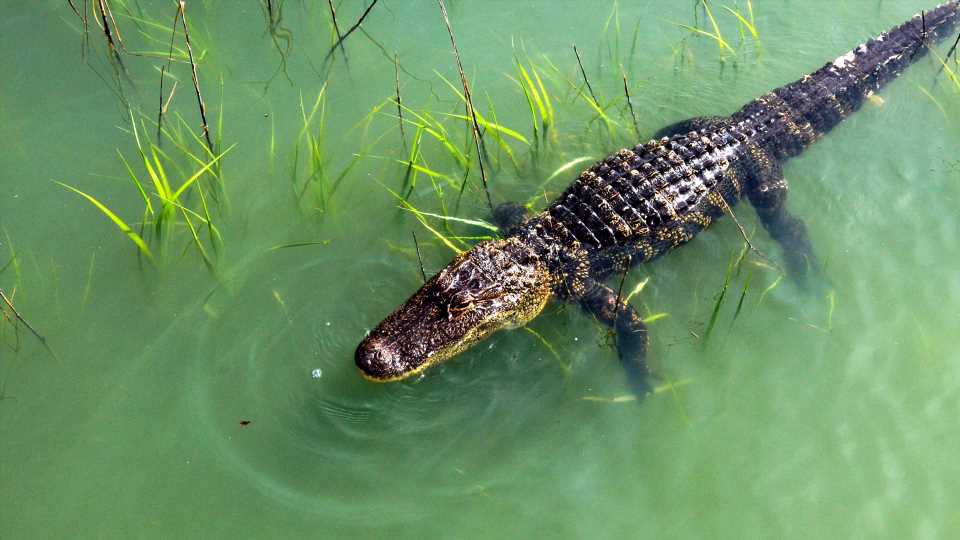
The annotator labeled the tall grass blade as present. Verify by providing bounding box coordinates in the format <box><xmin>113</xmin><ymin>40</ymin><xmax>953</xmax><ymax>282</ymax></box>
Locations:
<box><xmin>56</xmin><ymin>181</ymin><xmax>154</xmax><ymax>261</ymax></box>
<box><xmin>523</xmin><ymin>326</ymin><xmax>571</xmax><ymax>374</ymax></box>
<box><xmin>170</xmin><ymin>144</ymin><xmax>236</xmax><ymax>201</ymax></box>
<box><xmin>703</xmin><ymin>256</ymin><xmax>734</xmax><ymax>347</ymax></box>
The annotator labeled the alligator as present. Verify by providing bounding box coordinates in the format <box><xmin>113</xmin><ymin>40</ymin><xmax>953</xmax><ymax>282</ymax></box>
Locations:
<box><xmin>356</xmin><ymin>2</ymin><xmax>960</xmax><ymax>397</ymax></box>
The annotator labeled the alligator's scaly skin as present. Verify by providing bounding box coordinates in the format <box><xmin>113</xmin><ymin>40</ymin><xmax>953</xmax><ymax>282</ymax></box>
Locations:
<box><xmin>356</xmin><ymin>2</ymin><xmax>960</xmax><ymax>395</ymax></box>
<box><xmin>524</xmin><ymin>2</ymin><xmax>960</xmax><ymax>286</ymax></box>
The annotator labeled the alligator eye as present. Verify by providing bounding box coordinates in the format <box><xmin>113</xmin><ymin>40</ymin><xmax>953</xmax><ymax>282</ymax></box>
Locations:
<box><xmin>448</xmin><ymin>293</ymin><xmax>474</xmax><ymax>317</ymax></box>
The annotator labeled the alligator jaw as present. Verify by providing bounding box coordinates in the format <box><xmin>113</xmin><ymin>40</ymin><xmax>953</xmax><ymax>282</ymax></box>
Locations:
<box><xmin>355</xmin><ymin>238</ymin><xmax>553</xmax><ymax>383</ymax></box>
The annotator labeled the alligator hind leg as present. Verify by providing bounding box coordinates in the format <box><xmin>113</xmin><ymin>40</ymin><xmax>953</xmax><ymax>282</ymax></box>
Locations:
<box><xmin>747</xmin><ymin>176</ymin><xmax>817</xmax><ymax>284</ymax></box>
<box><xmin>578</xmin><ymin>280</ymin><xmax>653</xmax><ymax>397</ymax></box>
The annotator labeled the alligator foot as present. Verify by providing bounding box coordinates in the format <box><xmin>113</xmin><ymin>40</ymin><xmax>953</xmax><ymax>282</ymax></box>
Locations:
<box><xmin>747</xmin><ymin>176</ymin><xmax>818</xmax><ymax>285</ymax></box>
<box><xmin>491</xmin><ymin>201</ymin><xmax>530</xmax><ymax>233</ymax></box>
<box><xmin>578</xmin><ymin>280</ymin><xmax>653</xmax><ymax>398</ymax></box>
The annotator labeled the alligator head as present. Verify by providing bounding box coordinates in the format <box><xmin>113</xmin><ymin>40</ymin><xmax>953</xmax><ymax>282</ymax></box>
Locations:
<box><xmin>355</xmin><ymin>237</ymin><xmax>554</xmax><ymax>382</ymax></box>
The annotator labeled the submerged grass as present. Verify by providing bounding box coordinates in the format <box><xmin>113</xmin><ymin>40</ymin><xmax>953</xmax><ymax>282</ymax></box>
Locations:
<box><xmin>511</xmin><ymin>58</ymin><xmax>556</xmax><ymax>150</ymax></box>
<box><xmin>523</xmin><ymin>326</ymin><xmax>572</xmax><ymax>375</ymax></box>
<box><xmin>436</xmin><ymin>0</ymin><xmax>494</xmax><ymax>213</ymax></box>
<box><xmin>701</xmin><ymin>255</ymin><xmax>734</xmax><ymax>349</ymax></box>
<box><xmin>56</xmin><ymin>181</ymin><xmax>154</xmax><ymax>261</ymax></box>
<box><xmin>931</xmin><ymin>46</ymin><xmax>960</xmax><ymax>93</ymax></box>
<box><xmin>291</xmin><ymin>85</ymin><xmax>371</xmax><ymax>214</ymax></box>
<box><xmin>59</xmin><ymin>106</ymin><xmax>232</xmax><ymax>271</ymax></box>
<box><xmin>2</xmin><ymin>229</ymin><xmax>22</xmax><ymax>292</ymax></box>
<box><xmin>723</xmin><ymin>1</ymin><xmax>760</xmax><ymax>45</ymax></box>
<box><xmin>580</xmin><ymin>378</ymin><xmax>694</xmax><ymax>403</ymax></box>
<box><xmin>56</xmin><ymin>0</ymin><xmax>235</xmax><ymax>272</ymax></box>
<box><xmin>0</xmin><ymin>287</ymin><xmax>56</xmax><ymax>359</ymax></box>
<box><xmin>675</xmin><ymin>0</ymin><xmax>763</xmax><ymax>64</ymax></box>
<box><xmin>677</xmin><ymin>1</ymin><xmax>735</xmax><ymax>61</ymax></box>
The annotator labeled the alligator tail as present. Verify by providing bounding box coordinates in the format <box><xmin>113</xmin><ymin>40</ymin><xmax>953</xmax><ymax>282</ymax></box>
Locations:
<box><xmin>734</xmin><ymin>1</ymin><xmax>960</xmax><ymax>157</ymax></box>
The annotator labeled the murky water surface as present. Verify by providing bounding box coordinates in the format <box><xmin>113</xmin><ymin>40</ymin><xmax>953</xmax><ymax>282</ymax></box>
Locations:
<box><xmin>2</xmin><ymin>1</ymin><xmax>959</xmax><ymax>538</ymax></box>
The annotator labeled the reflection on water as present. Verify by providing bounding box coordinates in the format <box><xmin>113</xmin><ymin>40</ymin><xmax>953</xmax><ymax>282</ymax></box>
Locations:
<box><xmin>2</xmin><ymin>1</ymin><xmax>960</xmax><ymax>538</ymax></box>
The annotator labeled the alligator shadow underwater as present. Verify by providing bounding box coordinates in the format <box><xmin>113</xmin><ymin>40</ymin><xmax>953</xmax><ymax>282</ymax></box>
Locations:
<box><xmin>355</xmin><ymin>1</ymin><xmax>960</xmax><ymax>399</ymax></box>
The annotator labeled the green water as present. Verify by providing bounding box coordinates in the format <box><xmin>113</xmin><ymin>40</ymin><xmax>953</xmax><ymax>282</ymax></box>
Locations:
<box><xmin>2</xmin><ymin>1</ymin><xmax>959</xmax><ymax>538</ymax></box>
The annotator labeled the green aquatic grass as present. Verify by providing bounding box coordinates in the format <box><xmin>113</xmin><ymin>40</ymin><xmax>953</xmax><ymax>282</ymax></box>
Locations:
<box><xmin>399</xmin><ymin>210</ymin><xmax>498</xmax><ymax>232</ymax></box>
<box><xmin>641</xmin><ymin>312</ymin><xmax>670</xmax><ymax>324</ymax></box>
<box><xmin>701</xmin><ymin>253</ymin><xmax>736</xmax><ymax>348</ymax></box>
<box><xmin>379</xmin><ymin>183</ymin><xmax>465</xmax><ymax>254</ymax></box>
<box><xmin>394</xmin><ymin>103</ymin><xmax>469</xmax><ymax>171</ymax></box>
<box><xmin>442</xmin><ymin>112</ymin><xmax>529</xmax><ymax>147</ymax></box>
<box><xmin>523</xmin><ymin>326</ymin><xmax>571</xmax><ymax>375</ymax></box>
<box><xmin>482</xmin><ymin>90</ymin><xmax>521</xmax><ymax>171</ymax></box>
<box><xmin>580</xmin><ymin>378</ymin><xmax>693</xmax><ymax>403</ymax></box>
<box><xmin>0</xmin><ymin>290</ymin><xmax>21</xmax><ymax>353</ymax></box>
<box><xmin>58</xmin><ymin>99</ymin><xmax>233</xmax><ymax>270</ymax></box>
<box><xmin>676</xmin><ymin>1</ymin><xmax>735</xmax><ymax>61</ymax></box>
<box><xmin>569</xmin><ymin>43</ymin><xmax>621</xmax><ymax>138</ymax></box>
<box><xmin>601</xmin><ymin>0</ymin><xmax>621</xmax><ymax>68</ymax></box>
<box><xmin>291</xmin><ymin>85</ymin><xmax>369</xmax><ymax>213</ymax></box>
<box><xmin>731</xmin><ymin>268</ymin><xmax>753</xmax><ymax>325</ymax></box>
<box><xmin>918</xmin><ymin>85</ymin><xmax>949</xmax><ymax>119</ymax></box>
<box><xmin>80</xmin><ymin>251</ymin><xmax>97</xmax><ymax>313</ymax></box>
<box><xmin>56</xmin><ymin>181</ymin><xmax>155</xmax><ymax>261</ymax></box>
<box><xmin>510</xmin><ymin>59</ymin><xmax>556</xmax><ymax>149</ymax></box>
<box><xmin>436</xmin><ymin>71</ymin><xmax>531</xmax><ymax>147</ymax></box>
<box><xmin>931</xmin><ymin>47</ymin><xmax>960</xmax><ymax>93</ymax></box>
<box><xmin>723</xmin><ymin>1</ymin><xmax>760</xmax><ymax>44</ymax></box>
<box><xmin>825</xmin><ymin>290</ymin><xmax>836</xmax><ymax>331</ymax></box>
<box><xmin>624</xmin><ymin>277</ymin><xmax>650</xmax><ymax>304</ymax></box>
<box><xmin>673</xmin><ymin>0</ymin><xmax>765</xmax><ymax>65</ymax></box>
<box><xmin>293</xmin><ymin>86</ymin><xmax>329</xmax><ymax>208</ymax></box>
<box><xmin>526</xmin><ymin>155</ymin><xmax>596</xmax><ymax>205</ymax></box>
<box><xmin>756</xmin><ymin>271</ymin><xmax>784</xmax><ymax>307</ymax></box>
<box><xmin>268</xmin><ymin>240</ymin><xmax>332</xmax><ymax>252</ymax></box>
<box><xmin>114</xmin><ymin>9</ymin><xmax>192</xmax><ymax>61</ymax></box>
<box><xmin>1</xmin><ymin>229</ymin><xmax>22</xmax><ymax>292</ymax></box>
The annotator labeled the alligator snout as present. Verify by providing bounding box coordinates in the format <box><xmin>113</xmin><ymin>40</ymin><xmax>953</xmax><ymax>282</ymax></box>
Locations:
<box><xmin>355</xmin><ymin>336</ymin><xmax>408</xmax><ymax>381</ymax></box>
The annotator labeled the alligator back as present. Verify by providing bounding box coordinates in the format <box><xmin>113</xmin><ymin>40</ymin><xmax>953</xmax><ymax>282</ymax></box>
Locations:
<box><xmin>529</xmin><ymin>1</ymin><xmax>960</xmax><ymax>277</ymax></box>
<box><xmin>537</xmin><ymin>129</ymin><xmax>742</xmax><ymax>257</ymax></box>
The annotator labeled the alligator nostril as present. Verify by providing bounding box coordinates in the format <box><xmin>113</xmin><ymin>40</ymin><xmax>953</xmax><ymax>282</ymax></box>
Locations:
<box><xmin>355</xmin><ymin>338</ymin><xmax>399</xmax><ymax>378</ymax></box>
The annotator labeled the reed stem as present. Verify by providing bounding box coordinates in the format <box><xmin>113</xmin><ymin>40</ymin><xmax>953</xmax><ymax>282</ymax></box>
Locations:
<box><xmin>437</xmin><ymin>0</ymin><xmax>494</xmax><ymax>214</ymax></box>
<box><xmin>573</xmin><ymin>44</ymin><xmax>599</xmax><ymax>106</ymax></box>
<box><xmin>324</xmin><ymin>0</ymin><xmax>380</xmax><ymax>62</ymax></box>
<box><xmin>178</xmin><ymin>1</ymin><xmax>215</xmax><ymax>154</ymax></box>
<box><xmin>621</xmin><ymin>65</ymin><xmax>640</xmax><ymax>138</ymax></box>
<box><xmin>0</xmin><ymin>288</ymin><xmax>56</xmax><ymax>360</ymax></box>
<box><xmin>327</xmin><ymin>0</ymin><xmax>349</xmax><ymax>62</ymax></box>
<box><xmin>412</xmin><ymin>231</ymin><xmax>427</xmax><ymax>283</ymax></box>
<box><xmin>394</xmin><ymin>54</ymin><xmax>408</xmax><ymax>153</ymax></box>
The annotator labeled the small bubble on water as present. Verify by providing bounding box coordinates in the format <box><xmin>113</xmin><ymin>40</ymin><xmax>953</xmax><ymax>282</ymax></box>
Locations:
<box><xmin>325</xmin><ymin>322</ymin><xmax>331</xmax><ymax>327</ymax></box>
<box><xmin>312</xmin><ymin>368</ymin><xmax>323</xmax><ymax>379</ymax></box>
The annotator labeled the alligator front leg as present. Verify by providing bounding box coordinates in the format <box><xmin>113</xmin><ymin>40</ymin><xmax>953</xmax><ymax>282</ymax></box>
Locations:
<box><xmin>578</xmin><ymin>280</ymin><xmax>653</xmax><ymax>397</ymax></box>
<box><xmin>491</xmin><ymin>201</ymin><xmax>529</xmax><ymax>233</ymax></box>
